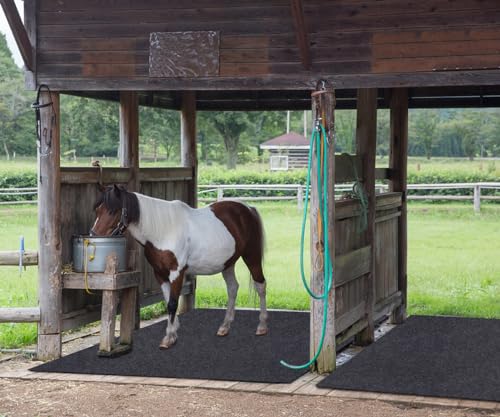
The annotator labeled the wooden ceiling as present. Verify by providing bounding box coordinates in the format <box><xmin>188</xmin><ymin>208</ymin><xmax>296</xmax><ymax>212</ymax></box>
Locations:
<box><xmin>68</xmin><ymin>86</ymin><xmax>500</xmax><ymax>111</ymax></box>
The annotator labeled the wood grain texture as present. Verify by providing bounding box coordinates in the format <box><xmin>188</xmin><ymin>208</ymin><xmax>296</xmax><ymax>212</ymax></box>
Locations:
<box><xmin>290</xmin><ymin>0</ymin><xmax>311</xmax><ymax>70</ymax></box>
<box><xmin>32</xmin><ymin>0</ymin><xmax>500</xmax><ymax>91</ymax></box>
<box><xmin>354</xmin><ymin>88</ymin><xmax>377</xmax><ymax>346</ymax></box>
<box><xmin>309</xmin><ymin>84</ymin><xmax>336</xmax><ymax>373</ymax></box>
<box><xmin>37</xmin><ymin>90</ymin><xmax>62</xmax><ymax>360</ymax></box>
<box><xmin>63</xmin><ymin>271</ymin><xmax>140</xmax><ymax>290</ymax></box>
<box><xmin>0</xmin><ymin>307</ymin><xmax>40</xmax><ymax>323</ymax></box>
<box><xmin>0</xmin><ymin>250</ymin><xmax>38</xmax><ymax>266</ymax></box>
<box><xmin>389</xmin><ymin>88</ymin><xmax>409</xmax><ymax>323</ymax></box>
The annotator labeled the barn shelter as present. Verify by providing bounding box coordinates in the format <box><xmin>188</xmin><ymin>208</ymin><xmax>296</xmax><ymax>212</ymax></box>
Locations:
<box><xmin>1</xmin><ymin>0</ymin><xmax>500</xmax><ymax>378</ymax></box>
<box><xmin>260</xmin><ymin>132</ymin><xmax>309</xmax><ymax>170</ymax></box>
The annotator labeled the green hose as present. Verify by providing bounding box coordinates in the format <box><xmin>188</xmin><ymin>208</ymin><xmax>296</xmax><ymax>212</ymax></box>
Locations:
<box><xmin>280</xmin><ymin>123</ymin><xmax>334</xmax><ymax>370</ymax></box>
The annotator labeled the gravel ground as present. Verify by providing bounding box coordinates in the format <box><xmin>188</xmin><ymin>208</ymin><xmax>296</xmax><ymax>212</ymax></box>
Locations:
<box><xmin>0</xmin><ymin>378</ymin><xmax>498</xmax><ymax>417</ymax></box>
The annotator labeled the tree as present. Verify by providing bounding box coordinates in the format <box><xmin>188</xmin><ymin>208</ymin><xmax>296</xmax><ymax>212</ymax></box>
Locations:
<box><xmin>198</xmin><ymin>111</ymin><xmax>252</xmax><ymax>169</ymax></box>
<box><xmin>60</xmin><ymin>96</ymin><xmax>119</xmax><ymax>158</ymax></box>
<box><xmin>410</xmin><ymin>109</ymin><xmax>439</xmax><ymax>159</ymax></box>
<box><xmin>139</xmin><ymin>107</ymin><xmax>180</xmax><ymax>162</ymax></box>
<box><xmin>335</xmin><ymin>110</ymin><xmax>356</xmax><ymax>154</ymax></box>
<box><xmin>0</xmin><ymin>33</ymin><xmax>34</xmax><ymax>158</ymax></box>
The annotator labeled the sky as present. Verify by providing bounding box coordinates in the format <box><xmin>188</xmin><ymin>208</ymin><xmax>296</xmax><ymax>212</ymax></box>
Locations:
<box><xmin>0</xmin><ymin>0</ymin><xmax>25</xmax><ymax>67</ymax></box>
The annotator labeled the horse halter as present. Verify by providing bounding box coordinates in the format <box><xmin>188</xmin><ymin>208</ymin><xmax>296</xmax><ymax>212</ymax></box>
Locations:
<box><xmin>90</xmin><ymin>206</ymin><xmax>128</xmax><ymax>236</ymax></box>
<box><xmin>111</xmin><ymin>207</ymin><xmax>129</xmax><ymax>236</ymax></box>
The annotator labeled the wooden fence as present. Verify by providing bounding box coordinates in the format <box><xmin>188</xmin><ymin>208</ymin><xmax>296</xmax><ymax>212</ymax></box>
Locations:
<box><xmin>0</xmin><ymin>250</ymin><xmax>39</xmax><ymax>324</ymax></box>
<box><xmin>199</xmin><ymin>182</ymin><xmax>500</xmax><ymax>213</ymax></box>
<box><xmin>2</xmin><ymin>183</ymin><xmax>500</xmax><ymax>212</ymax></box>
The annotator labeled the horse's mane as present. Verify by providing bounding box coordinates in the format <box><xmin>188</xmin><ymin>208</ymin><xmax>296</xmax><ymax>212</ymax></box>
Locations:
<box><xmin>95</xmin><ymin>185</ymin><xmax>140</xmax><ymax>224</ymax></box>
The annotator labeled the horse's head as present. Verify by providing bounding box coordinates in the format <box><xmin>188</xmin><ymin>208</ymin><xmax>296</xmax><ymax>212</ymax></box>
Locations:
<box><xmin>91</xmin><ymin>184</ymin><xmax>139</xmax><ymax>236</ymax></box>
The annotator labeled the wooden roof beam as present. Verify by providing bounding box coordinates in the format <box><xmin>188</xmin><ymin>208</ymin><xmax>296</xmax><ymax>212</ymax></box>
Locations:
<box><xmin>0</xmin><ymin>0</ymin><xmax>33</xmax><ymax>71</ymax></box>
<box><xmin>290</xmin><ymin>0</ymin><xmax>311</xmax><ymax>70</ymax></box>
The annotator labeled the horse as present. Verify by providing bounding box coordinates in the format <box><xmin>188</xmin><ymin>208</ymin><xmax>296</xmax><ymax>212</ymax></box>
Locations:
<box><xmin>90</xmin><ymin>184</ymin><xmax>268</xmax><ymax>349</ymax></box>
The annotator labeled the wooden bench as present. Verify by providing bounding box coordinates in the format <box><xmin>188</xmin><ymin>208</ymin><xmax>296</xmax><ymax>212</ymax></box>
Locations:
<box><xmin>63</xmin><ymin>265</ymin><xmax>140</xmax><ymax>357</ymax></box>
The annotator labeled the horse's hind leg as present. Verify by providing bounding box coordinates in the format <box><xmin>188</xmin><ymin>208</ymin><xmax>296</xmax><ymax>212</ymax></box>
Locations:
<box><xmin>243</xmin><ymin>257</ymin><xmax>268</xmax><ymax>336</ymax></box>
<box><xmin>217</xmin><ymin>264</ymin><xmax>239</xmax><ymax>337</ymax></box>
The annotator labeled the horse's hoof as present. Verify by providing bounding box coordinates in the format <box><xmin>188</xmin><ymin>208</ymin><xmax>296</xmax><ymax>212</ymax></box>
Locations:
<box><xmin>255</xmin><ymin>327</ymin><xmax>268</xmax><ymax>336</ymax></box>
<box><xmin>159</xmin><ymin>337</ymin><xmax>176</xmax><ymax>349</ymax></box>
<box><xmin>217</xmin><ymin>327</ymin><xmax>230</xmax><ymax>337</ymax></box>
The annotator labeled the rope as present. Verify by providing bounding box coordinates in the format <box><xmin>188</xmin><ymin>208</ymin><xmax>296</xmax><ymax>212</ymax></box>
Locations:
<box><xmin>83</xmin><ymin>238</ymin><xmax>96</xmax><ymax>295</ymax></box>
<box><xmin>280</xmin><ymin>121</ymin><xmax>334</xmax><ymax>370</ymax></box>
<box><xmin>342</xmin><ymin>153</ymin><xmax>368</xmax><ymax>233</ymax></box>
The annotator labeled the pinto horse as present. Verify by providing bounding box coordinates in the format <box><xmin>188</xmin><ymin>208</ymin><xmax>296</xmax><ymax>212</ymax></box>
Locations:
<box><xmin>91</xmin><ymin>185</ymin><xmax>268</xmax><ymax>349</ymax></box>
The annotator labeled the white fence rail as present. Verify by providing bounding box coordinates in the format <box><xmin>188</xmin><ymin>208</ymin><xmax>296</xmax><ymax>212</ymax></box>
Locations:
<box><xmin>1</xmin><ymin>184</ymin><xmax>500</xmax><ymax>212</ymax></box>
<box><xmin>199</xmin><ymin>183</ymin><xmax>500</xmax><ymax>213</ymax></box>
<box><xmin>0</xmin><ymin>187</ymin><xmax>37</xmax><ymax>205</ymax></box>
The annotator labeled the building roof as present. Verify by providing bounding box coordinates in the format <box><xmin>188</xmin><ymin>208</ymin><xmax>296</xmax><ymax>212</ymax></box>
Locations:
<box><xmin>260</xmin><ymin>132</ymin><xmax>309</xmax><ymax>150</ymax></box>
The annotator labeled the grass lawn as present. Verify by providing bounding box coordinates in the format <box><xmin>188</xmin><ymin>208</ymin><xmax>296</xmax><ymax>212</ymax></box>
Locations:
<box><xmin>0</xmin><ymin>201</ymin><xmax>499</xmax><ymax>348</ymax></box>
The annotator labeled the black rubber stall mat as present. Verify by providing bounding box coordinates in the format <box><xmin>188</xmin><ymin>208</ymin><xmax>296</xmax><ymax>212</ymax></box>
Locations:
<box><xmin>31</xmin><ymin>309</ymin><xmax>310</xmax><ymax>383</ymax></box>
<box><xmin>318</xmin><ymin>315</ymin><xmax>500</xmax><ymax>402</ymax></box>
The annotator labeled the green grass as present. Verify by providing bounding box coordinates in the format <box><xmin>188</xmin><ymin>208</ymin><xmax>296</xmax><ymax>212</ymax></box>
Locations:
<box><xmin>0</xmin><ymin>200</ymin><xmax>499</xmax><ymax>348</ymax></box>
<box><xmin>408</xmin><ymin>202</ymin><xmax>500</xmax><ymax>318</ymax></box>
<box><xmin>0</xmin><ymin>205</ymin><xmax>39</xmax><ymax>348</ymax></box>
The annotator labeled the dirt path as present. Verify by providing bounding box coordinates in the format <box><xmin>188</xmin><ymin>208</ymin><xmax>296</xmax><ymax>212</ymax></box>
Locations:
<box><xmin>0</xmin><ymin>378</ymin><xmax>497</xmax><ymax>417</ymax></box>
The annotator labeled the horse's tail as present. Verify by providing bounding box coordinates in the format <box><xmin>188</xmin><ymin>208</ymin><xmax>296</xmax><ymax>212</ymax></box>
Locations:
<box><xmin>250</xmin><ymin>206</ymin><xmax>266</xmax><ymax>264</ymax></box>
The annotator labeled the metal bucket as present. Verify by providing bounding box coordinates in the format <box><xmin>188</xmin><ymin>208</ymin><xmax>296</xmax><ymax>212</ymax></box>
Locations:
<box><xmin>72</xmin><ymin>235</ymin><xmax>127</xmax><ymax>273</ymax></box>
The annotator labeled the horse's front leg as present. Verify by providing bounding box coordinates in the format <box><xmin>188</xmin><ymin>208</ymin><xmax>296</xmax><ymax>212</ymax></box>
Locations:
<box><xmin>159</xmin><ymin>269</ymin><xmax>185</xmax><ymax>349</ymax></box>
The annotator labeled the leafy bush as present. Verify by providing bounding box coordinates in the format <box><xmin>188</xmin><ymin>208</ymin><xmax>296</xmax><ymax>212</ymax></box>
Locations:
<box><xmin>0</xmin><ymin>171</ymin><xmax>37</xmax><ymax>202</ymax></box>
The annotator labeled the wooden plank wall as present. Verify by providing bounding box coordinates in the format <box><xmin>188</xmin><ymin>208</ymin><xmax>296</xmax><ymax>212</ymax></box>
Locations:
<box><xmin>34</xmin><ymin>0</ymin><xmax>500</xmax><ymax>88</ymax></box>
<box><xmin>59</xmin><ymin>167</ymin><xmax>193</xmax><ymax>331</ymax></box>
<box><xmin>333</xmin><ymin>192</ymin><xmax>401</xmax><ymax>335</ymax></box>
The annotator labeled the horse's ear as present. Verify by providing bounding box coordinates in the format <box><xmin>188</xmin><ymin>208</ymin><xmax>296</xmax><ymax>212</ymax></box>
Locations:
<box><xmin>113</xmin><ymin>184</ymin><xmax>121</xmax><ymax>196</ymax></box>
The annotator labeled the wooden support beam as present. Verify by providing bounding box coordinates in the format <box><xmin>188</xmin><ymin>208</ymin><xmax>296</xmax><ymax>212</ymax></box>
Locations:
<box><xmin>290</xmin><ymin>0</ymin><xmax>312</xmax><ymax>70</ymax></box>
<box><xmin>389</xmin><ymin>88</ymin><xmax>409</xmax><ymax>324</ymax></box>
<box><xmin>180</xmin><ymin>91</ymin><xmax>198</xmax><ymax>208</ymax></box>
<box><xmin>178</xmin><ymin>91</ymin><xmax>197</xmax><ymax>314</ymax></box>
<box><xmin>0</xmin><ymin>0</ymin><xmax>33</xmax><ymax>71</ymax></box>
<box><xmin>0</xmin><ymin>307</ymin><xmax>40</xmax><ymax>323</ymax></box>
<box><xmin>354</xmin><ymin>88</ymin><xmax>377</xmax><ymax>346</ymax></box>
<box><xmin>119</xmin><ymin>92</ymin><xmax>139</xmax><ymax>190</ymax></box>
<box><xmin>37</xmin><ymin>91</ymin><xmax>62</xmax><ymax>360</ymax></box>
<box><xmin>119</xmin><ymin>91</ymin><xmax>140</xmax><ymax>330</ymax></box>
<box><xmin>0</xmin><ymin>250</ymin><xmax>38</xmax><ymax>266</ymax></box>
<box><xmin>310</xmin><ymin>83</ymin><xmax>336</xmax><ymax>373</ymax></box>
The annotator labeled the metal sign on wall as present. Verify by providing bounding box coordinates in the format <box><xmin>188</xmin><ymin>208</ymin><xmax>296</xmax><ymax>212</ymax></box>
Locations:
<box><xmin>149</xmin><ymin>31</ymin><xmax>220</xmax><ymax>78</ymax></box>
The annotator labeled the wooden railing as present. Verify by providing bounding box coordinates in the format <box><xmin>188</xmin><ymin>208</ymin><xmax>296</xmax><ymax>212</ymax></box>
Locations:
<box><xmin>0</xmin><ymin>250</ymin><xmax>40</xmax><ymax>324</ymax></box>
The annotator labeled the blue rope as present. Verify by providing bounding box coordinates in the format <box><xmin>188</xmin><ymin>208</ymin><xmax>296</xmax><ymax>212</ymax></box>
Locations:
<box><xmin>280</xmin><ymin>123</ymin><xmax>334</xmax><ymax>370</ymax></box>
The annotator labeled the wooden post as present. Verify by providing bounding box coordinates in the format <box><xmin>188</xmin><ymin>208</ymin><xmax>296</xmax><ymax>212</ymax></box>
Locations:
<box><xmin>473</xmin><ymin>184</ymin><xmax>481</xmax><ymax>213</ymax></box>
<box><xmin>37</xmin><ymin>91</ymin><xmax>62</xmax><ymax>360</ymax></box>
<box><xmin>119</xmin><ymin>92</ymin><xmax>139</xmax><ymax>187</ymax></box>
<box><xmin>179</xmin><ymin>91</ymin><xmax>197</xmax><ymax>314</ymax></box>
<box><xmin>389</xmin><ymin>88</ymin><xmax>409</xmax><ymax>324</ymax></box>
<box><xmin>310</xmin><ymin>83</ymin><xmax>336</xmax><ymax>373</ymax></box>
<box><xmin>119</xmin><ymin>91</ymin><xmax>140</xmax><ymax>329</ymax></box>
<box><xmin>297</xmin><ymin>185</ymin><xmax>303</xmax><ymax>210</ymax></box>
<box><xmin>355</xmin><ymin>88</ymin><xmax>377</xmax><ymax>345</ymax></box>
